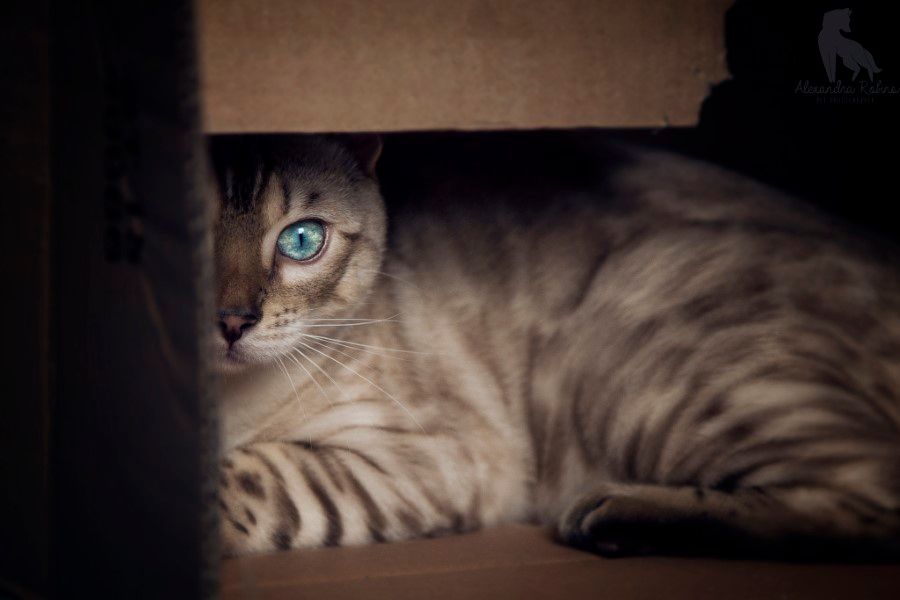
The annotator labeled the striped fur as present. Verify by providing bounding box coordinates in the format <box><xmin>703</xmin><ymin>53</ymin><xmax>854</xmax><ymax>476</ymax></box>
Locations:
<box><xmin>211</xmin><ymin>134</ymin><xmax>900</xmax><ymax>559</ymax></box>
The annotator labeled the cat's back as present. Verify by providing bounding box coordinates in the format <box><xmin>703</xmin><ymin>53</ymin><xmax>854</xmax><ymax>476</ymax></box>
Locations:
<box><xmin>377</xmin><ymin>136</ymin><xmax>900</xmax><ymax>435</ymax></box>
<box><xmin>379</xmin><ymin>134</ymin><xmax>900</xmax><ymax>329</ymax></box>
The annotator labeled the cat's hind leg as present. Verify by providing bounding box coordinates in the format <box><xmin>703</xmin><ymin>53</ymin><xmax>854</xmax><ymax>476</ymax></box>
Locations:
<box><xmin>557</xmin><ymin>481</ymin><xmax>900</xmax><ymax>560</ymax></box>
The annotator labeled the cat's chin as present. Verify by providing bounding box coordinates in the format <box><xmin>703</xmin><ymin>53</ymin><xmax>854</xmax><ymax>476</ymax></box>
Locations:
<box><xmin>216</xmin><ymin>359</ymin><xmax>249</xmax><ymax>374</ymax></box>
<box><xmin>215</xmin><ymin>352</ymin><xmax>258</xmax><ymax>374</ymax></box>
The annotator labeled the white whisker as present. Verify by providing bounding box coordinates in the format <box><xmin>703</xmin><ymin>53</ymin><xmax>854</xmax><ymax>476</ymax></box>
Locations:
<box><xmin>273</xmin><ymin>354</ymin><xmax>309</xmax><ymax>423</ymax></box>
<box><xmin>302</xmin><ymin>337</ymin><xmax>399</xmax><ymax>370</ymax></box>
<box><xmin>300</xmin><ymin>317</ymin><xmax>393</xmax><ymax>322</ymax></box>
<box><xmin>283</xmin><ymin>349</ymin><xmax>333</xmax><ymax>407</ymax></box>
<box><xmin>302</xmin><ymin>334</ymin><xmax>416</xmax><ymax>362</ymax></box>
<box><xmin>300</xmin><ymin>315</ymin><xmax>402</xmax><ymax>329</ymax></box>
<box><xmin>303</xmin><ymin>332</ymin><xmax>433</xmax><ymax>356</ymax></box>
<box><xmin>358</xmin><ymin>268</ymin><xmax>422</xmax><ymax>290</ymax></box>
<box><xmin>295</xmin><ymin>339</ymin><xmax>426</xmax><ymax>433</ymax></box>
<box><xmin>290</xmin><ymin>346</ymin><xmax>349</xmax><ymax>403</ymax></box>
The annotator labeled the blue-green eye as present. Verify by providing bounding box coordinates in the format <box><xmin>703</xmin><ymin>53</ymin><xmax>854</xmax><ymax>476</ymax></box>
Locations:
<box><xmin>276</xmin><ymin>220</ymin><xmax>326</xmax><ymax>261</ymax></box>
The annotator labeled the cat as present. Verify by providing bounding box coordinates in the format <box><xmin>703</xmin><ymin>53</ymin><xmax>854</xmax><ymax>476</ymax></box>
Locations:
<box><xmin>211</xmin><ymin>132</ymin><xmax>900</xmax><ymax>559</ymax></box>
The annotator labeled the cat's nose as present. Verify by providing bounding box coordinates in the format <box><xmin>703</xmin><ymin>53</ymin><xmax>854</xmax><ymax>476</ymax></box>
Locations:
<box><xmin>218</xmin><ymin>310</ymin><xmax>260</xmax><ymax>346</ymax></box>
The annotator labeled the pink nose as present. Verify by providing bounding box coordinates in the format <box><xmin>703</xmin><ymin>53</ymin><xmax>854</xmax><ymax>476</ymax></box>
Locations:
<box><xmin>218</xmin><ymin>311</ymin><xmax>259</xmax><ymax>346</ymax></box>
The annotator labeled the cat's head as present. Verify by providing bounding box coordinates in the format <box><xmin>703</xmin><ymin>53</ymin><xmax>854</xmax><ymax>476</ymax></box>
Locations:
<box><xmin>208</xmin><ymin>134</ymin><xmax>386</xmax><ymax>372</ymax></box>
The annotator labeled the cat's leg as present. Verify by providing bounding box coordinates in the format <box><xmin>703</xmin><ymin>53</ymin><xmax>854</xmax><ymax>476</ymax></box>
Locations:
<box><xmin>217</xmin><ymin>432</ymin><xmax>521</xmax><ymax>556</ymax></box>
<box><xmin>558</xmin><ymin>480</ymin><xmax>900</xmax><ymax>560</ymax></box>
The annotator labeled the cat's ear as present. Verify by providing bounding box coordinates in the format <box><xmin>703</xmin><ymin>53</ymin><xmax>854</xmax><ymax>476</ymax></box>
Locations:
<box><xmin>344</xmin><ymin>134</ymin><xmax>383</xmax><ymax>178</ymax></box>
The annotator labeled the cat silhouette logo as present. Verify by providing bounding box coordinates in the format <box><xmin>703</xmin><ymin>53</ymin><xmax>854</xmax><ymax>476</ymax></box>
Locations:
<box><xmin>818</xmin><ymin>8</ymin><xmax>881</xmax><ymax>82</ymax></box>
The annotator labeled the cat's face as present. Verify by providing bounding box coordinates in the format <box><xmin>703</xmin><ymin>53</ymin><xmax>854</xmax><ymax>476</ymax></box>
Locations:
<box><xmin>209</xmin><ymin>135</ymin><xmax>386</xmax><ymax>372</ymax></box>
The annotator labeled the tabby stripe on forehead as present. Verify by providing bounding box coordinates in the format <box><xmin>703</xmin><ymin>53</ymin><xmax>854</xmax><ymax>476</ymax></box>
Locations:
<box><xmin>224</xmin><ymin>167</ymin><xmax>234</xmax><ymax>199</ymax></box>
<box><xmin>281</xmin><ymin>175</ymin><xmax>292</xmax><ymax>214</ymax></box>
<box><xmin>251</xmin><ymin>164</ymin><xmax>264</xmax><ymax>201</ymax></box>
<box><xmin>300</xmin><ymin>462</ymin><xmax>344</xmax><ymax>546</ymax></box>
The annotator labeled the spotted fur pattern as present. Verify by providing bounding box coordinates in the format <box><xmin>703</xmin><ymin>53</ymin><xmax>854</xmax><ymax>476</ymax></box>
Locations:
<box><xmin>211</xmin><ymin>134</ymin><xmax>900</xmax><ymax>559</ymax></box>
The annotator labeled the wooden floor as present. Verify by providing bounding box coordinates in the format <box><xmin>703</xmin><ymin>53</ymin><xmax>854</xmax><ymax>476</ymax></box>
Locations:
<box><xmin>221</xmin><ymin>524</ymin><xmax>900</xmax><ymax>599</ymax></box>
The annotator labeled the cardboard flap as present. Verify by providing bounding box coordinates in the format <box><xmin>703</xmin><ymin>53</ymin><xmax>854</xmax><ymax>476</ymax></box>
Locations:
<box><xmin>199</xmin><ymin>0</ymin><xmax>731</xmax><ymax>132</ymax></box>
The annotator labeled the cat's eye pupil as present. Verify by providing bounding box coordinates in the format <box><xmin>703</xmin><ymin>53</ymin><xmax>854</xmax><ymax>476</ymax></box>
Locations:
<box><xmin>276</xmin><ymin>220</ymin><xmax>325</xmax><ymax>261</ymax></box>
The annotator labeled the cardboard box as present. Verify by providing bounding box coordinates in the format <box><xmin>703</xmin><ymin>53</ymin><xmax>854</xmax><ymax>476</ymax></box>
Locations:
<box><xmin>198</xmin><ymin>0</ymin><xmax>730</xmax><ymax>132</ymax></box>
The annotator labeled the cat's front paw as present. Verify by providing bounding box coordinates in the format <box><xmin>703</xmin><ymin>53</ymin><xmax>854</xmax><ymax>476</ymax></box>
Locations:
<box><xmin>218</xmin><ymin>455</ymin><xmax>261</xmax><ymax>556</ymax></box>
<box><xmin>217</xmin><ymin>449</ymin><xmax>299</xmax><ymax>556</ymax></box>
<box><xmin>558</xmin><ymin>486</ymin><xmax>666</xmax><ymax>557</ymax></box>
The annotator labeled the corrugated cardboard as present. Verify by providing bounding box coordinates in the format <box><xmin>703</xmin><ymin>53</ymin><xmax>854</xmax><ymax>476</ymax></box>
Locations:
<box><xmin>222</xmin><ymin>524</ymin><xmax>900</xmax><ymax>600</ymax></box>
<box><xmin>198</xmin><ymin>0</ymin><xmax>730</xmax><ymax>132</ymax></box>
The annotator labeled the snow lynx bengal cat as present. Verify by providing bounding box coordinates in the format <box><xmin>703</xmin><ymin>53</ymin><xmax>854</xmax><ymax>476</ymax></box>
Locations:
<box><xmin>212</xmin><ymin>133</ymin><xmax>900</xmax><ymax>559</ymax></box>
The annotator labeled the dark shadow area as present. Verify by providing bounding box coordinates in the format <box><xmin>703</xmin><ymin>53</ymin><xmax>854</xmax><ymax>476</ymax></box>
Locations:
<box><xmin>649</xmin><ymin>0</ymin><xmax>898</xmax><ymax>239</ymax></box>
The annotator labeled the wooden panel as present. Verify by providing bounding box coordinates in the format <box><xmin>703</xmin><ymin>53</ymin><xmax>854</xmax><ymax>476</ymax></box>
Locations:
<box><xmin>199</xmin><ymin>0</ymin><xmax>730</xmax><ymax>132</ymax></box>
